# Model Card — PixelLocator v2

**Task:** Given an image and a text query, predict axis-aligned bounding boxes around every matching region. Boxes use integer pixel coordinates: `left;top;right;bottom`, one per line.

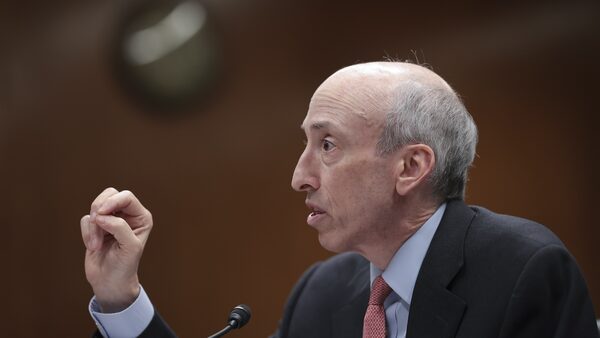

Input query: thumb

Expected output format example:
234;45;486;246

94;215;141;249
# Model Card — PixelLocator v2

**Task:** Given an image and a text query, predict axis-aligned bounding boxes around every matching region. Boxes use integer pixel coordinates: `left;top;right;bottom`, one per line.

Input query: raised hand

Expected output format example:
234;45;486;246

80;187;153;312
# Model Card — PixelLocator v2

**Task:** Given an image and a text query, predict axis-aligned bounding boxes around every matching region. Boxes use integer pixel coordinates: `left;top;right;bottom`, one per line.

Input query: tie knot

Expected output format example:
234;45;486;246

369;276;392;305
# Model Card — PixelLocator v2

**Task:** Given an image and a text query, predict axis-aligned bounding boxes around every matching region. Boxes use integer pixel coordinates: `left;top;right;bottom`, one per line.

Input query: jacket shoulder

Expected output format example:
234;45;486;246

468;205;564;252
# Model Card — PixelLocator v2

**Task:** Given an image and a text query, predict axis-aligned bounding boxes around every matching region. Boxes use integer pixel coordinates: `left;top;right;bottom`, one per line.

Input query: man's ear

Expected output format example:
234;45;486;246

395;144;436;196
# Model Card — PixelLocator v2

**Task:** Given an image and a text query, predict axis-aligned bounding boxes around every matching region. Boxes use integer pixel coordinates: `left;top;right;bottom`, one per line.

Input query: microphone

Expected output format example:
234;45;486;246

207;304;252;338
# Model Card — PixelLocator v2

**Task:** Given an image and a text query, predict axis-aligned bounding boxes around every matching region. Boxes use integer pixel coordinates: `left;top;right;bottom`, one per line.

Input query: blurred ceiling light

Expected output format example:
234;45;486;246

125;1;207;65
114;0;221;114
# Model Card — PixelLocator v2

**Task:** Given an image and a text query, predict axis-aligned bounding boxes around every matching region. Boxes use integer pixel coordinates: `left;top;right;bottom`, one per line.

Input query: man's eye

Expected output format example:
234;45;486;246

322;139;336;151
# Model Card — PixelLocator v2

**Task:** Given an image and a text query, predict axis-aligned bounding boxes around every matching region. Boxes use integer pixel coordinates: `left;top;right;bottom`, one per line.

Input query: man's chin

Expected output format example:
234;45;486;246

317;232;348;253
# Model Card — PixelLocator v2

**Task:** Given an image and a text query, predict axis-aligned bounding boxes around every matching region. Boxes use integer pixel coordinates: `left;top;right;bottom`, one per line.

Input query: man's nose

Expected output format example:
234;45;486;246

291;152;319;192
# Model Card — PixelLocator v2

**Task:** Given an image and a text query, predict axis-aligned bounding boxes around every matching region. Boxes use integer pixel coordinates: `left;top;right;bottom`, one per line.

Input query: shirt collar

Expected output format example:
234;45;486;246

370;203;446;305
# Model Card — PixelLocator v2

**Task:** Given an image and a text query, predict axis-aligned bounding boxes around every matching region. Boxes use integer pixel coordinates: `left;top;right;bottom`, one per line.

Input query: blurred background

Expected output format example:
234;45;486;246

1;0;599;336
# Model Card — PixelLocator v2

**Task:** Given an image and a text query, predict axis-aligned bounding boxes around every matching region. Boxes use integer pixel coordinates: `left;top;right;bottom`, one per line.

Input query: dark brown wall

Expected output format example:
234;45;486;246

1;0;598;337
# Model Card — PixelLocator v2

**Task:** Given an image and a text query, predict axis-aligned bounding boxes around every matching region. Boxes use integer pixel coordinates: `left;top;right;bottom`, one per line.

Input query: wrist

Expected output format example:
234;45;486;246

95;282;140;313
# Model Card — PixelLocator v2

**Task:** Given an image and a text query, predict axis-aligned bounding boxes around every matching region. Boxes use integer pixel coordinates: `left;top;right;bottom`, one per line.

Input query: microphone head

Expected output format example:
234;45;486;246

228;304;252;329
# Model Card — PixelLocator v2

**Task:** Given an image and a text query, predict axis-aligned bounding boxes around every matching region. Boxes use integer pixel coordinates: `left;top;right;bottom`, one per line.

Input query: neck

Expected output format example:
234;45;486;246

361;198;441;270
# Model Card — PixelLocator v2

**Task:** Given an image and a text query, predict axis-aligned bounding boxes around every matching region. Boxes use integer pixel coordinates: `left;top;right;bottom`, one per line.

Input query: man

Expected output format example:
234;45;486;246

81;62;599;337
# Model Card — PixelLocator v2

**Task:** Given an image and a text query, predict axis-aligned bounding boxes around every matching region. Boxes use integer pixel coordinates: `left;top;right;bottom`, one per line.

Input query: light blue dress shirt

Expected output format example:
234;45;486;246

89;286;154;338
89;203;446;338
370;203;446;338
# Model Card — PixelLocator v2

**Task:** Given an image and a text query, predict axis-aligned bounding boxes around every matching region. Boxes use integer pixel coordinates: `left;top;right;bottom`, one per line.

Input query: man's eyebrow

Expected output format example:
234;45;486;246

300;121;329;131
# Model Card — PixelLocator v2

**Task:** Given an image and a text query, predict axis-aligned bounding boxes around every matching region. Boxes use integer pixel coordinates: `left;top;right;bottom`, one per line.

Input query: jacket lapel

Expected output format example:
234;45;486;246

407;199;476;338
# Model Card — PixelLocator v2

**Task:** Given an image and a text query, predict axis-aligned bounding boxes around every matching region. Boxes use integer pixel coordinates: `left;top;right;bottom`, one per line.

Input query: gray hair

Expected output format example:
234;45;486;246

377;80;478;200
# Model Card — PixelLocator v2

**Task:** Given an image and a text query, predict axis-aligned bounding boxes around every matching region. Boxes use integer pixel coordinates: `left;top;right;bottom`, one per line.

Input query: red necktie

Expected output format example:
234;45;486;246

363;275;392;338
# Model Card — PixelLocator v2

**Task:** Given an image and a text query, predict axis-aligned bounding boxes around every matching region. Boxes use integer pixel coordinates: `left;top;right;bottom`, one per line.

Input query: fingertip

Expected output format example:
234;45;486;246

96;202;110;215
90;187;118;214
94;214;107;224
93;215;112;233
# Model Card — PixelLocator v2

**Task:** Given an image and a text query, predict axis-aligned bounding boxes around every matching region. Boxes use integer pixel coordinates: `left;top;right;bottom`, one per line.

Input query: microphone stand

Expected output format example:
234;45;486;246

207;304;252;338
207;324;233;338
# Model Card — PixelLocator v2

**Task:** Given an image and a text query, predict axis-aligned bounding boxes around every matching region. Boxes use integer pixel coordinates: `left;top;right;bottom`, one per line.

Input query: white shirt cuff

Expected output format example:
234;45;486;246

88;285;155;338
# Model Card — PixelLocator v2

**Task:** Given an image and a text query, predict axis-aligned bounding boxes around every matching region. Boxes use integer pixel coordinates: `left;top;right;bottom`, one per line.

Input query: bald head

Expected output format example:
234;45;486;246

313;62;455;124
331;62;452;89
311;61;478;200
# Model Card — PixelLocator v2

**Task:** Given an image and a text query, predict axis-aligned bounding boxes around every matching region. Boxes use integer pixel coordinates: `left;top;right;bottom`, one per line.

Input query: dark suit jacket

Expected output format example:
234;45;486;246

97;199;599;337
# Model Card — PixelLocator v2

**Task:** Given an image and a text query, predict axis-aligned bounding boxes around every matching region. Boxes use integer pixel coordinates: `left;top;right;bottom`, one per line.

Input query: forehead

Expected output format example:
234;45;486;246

300;77;387;136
